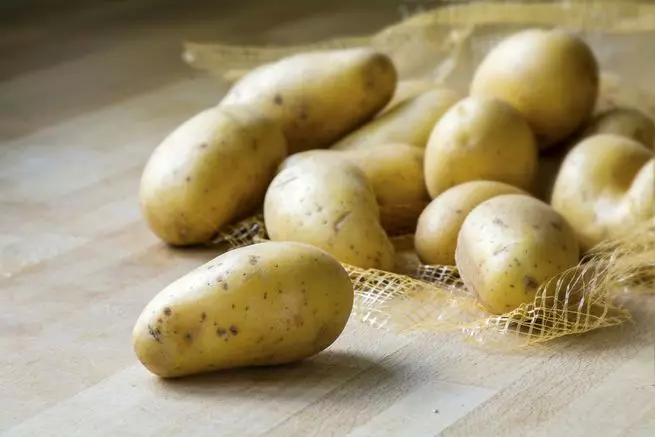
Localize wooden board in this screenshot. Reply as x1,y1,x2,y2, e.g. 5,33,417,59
1,1,654,436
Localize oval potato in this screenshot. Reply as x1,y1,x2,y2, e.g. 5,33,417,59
140,105,287,246
584,108,655,149
220,48,397,153
456,194,580,314
133,242,353,378
551,134,654,251
424,96,538,198
471,29,599,148
415,181,526,265
331,88,462,150
264,159,395,270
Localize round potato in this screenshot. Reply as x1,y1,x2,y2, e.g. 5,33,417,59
470,29,599,148
584,108,655,149
277,143,429,233
264,159,395,270
551,134,654,251
415,181,526,266
331,88,462,150
140,105,287,246
220,48,397,153
456,194,580,314
424,96,538,198
133,242,353,378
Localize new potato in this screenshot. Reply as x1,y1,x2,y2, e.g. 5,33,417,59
278,143,429,232
424,96,538,198
551,134,654,251
415,181,526,266
220,48,397,153
331,88,462,150
140,105,287,246
456,194,580,314
584,108,655,149
471,29,599,148
380,79,445,114
133,242,354,378
264,159,395,270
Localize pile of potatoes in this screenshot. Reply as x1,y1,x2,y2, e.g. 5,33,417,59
134,29,654,377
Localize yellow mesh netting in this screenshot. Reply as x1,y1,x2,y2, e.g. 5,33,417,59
198,0,654,348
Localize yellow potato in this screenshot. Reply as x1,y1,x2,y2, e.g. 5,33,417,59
584,108,655,149
140,105,287,246
551,134,654,251
471,29,599,148
424,96,538,198
331,88,462,150
415,181,526,266
380,79,444,114
220,48,397,153
133,242,353,378
277,143,429,232
264,159,395,270
456,194,580,314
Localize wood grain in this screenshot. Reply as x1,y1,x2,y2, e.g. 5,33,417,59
1,1,654,436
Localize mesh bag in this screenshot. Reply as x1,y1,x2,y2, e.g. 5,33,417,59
197,0,655,348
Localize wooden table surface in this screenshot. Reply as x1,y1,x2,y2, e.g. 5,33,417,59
2,1,654,436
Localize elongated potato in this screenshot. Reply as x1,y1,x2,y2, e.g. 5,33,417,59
551,134,654,251
140,105,287,246
133,242,353,378
415,181,526,265
456,194,580,314
220,48,397,153
277,143,428,232
264,160,395,270
584,108,655,149
471,29,598,148
424,96,538,198
331,88,462,150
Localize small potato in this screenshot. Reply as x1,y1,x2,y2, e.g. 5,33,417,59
471,29,599,148
278,143,429,232
264,160,395,270
456,194,580,314
380,79,445,114
133,242,353,378
331,88,462,150
551,134,654,251
140,105,287,246
424,96,538,198
220,48,397,153
584,108,655,149
415,181,526,266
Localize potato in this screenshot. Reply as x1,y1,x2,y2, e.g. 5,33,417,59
380,79,444,114
277,143,429,232
424,96,538,198
584,108,655,149
551,134,654,251
456,194,580,314
133,242,353,378
331,88,462,150
220,48,397,153
264,159,395,270
140,105,287,246
415,181,526,266
470,29,599,148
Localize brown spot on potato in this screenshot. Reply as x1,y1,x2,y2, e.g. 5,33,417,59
524,276,539,291
455,209,463,214
532,224,541,231
492,218,508,228
248,255,260,265
163,307,172,316
264,292,268,300
551,221,563,231
273,94,283,105
229,325,239,335
201,312,206,322
293,315,304,327
147,324,162,343
257,336,264,343
222,283,229,290
184,333,193,343
199,143,207,149
216,328,227,337
185,176,191,182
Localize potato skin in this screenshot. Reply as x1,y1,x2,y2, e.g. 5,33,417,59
133,242,353,378
424,96,538,198
380,79,445,114
139,105,287,246
551,134,654,251
456,194,580,314
220,48,397,153
415,181,526,266
584,108,655,149
331,88,462,150
471,29,599,148
264,160,395,270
